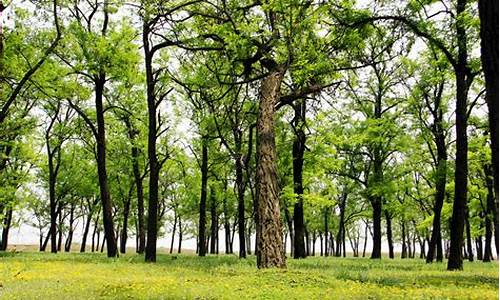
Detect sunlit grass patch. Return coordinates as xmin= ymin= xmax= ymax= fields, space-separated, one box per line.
xmin=0 ymin=252 xmax=497 ymax=299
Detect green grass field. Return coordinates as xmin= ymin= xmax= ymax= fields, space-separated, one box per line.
xmin=0 ymin=251 xmax=497 ymax=299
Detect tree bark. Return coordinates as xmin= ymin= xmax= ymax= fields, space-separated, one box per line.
xmin=95 ymin=76 xmax=118 ymax=258
xmin=0 ymin=207 xmax=12 ymax=250
xmin=292 ymin=100 xmax=307 ymax=259
xmin=371 ymin=198 xmax=382 ymax=259
xmin=448 ymin=0 xmax=470 ymax=270
xmin=210 ymin=188 xmax=217 ymax=254
xmin=144 ymin=22 xmax=159 ymax=262
xmin=80 ymin=198 xmax=97 ymax=253
xmin=484 ymin=163 xmax=495 ymax=261
xmin=478 ymin=0 xmax=499 ymax=225
xmin=255 ymin=68 xmax=286 ymax=268
xmin=120 ymin=190 xmax=132 ymax=254
xmin=198 ymin=137 xmax=208 ymax=257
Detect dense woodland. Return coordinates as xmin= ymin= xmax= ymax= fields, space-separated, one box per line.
xmin=0 ymin=0 xmax=497 ymax=272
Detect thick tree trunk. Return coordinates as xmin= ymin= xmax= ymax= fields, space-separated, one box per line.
xmin=478 ymin=0 xmax=499 ymax=227
xmin=448 ymin=0 xmax=470 ymax=270
xmin=198 ymin=137 xmax=208 ymax=257
xmin=255 ymin=68 xmax=286 ymax=268
xmin=95 ymin=76 xmax=117 ymax=258
xmin=385 ymin=210 xmax=394 ymax=259
xmin=292 ymin=100 xmax=307 ymax=259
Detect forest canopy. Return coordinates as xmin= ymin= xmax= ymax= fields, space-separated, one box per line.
xmin=0 ymin=0 xmax=497 ymax=273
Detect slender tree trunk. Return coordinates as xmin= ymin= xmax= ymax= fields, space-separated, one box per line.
xmin=484 ymin=164 xmax=495 ymax=262
xmin=178 ymin=216 xmax=182 ymax=253
xmin=210 ymin=188 xmax=217 ymax=254
xmin=223 ymin=194 xmax=231 ymax=254
xmin=64 ymin=204 xmax=75 ymax=252
xmin=95 ymin=76 xmax=117 ymax=258
xmin=448 ymin=0 xmax=471 ymax=271
xmin=362 ymin=222 xmax=369 ymax=257
xmin=465 ymin=207 xmax=474 ymax=261
xmin=198 ymin=137 xmax=208 ymax=257
xmin=324 ymin=207 xmax=329 ymax=257
xmin=336 ymin=192 xmax=347 ymax=257
xmin=170 ymin=212 xmax=177 ymax=254
xmin=235 ymin=138 xmax=246 ymax=258
xmin=0 ymin=207 xmax=12 ymax=250
xmin=292 ymin=100 xmax=307 ymax=259
xmin=427 ymin=136 xmax=447 ymax=263
xmin=143 ymin=22 xmax=160 ymax=262
xmin=255 ymin=68 xmax=286 ymax=268
xmin=385 ymin=210 xmax=394 ymax=259
xmin=125 ymin=119 xmax=146 ymax=254
xmin=120 ymin=192 xmax=132 ymax=254
xmin=401 ymin=221 xmax=407 ymax=259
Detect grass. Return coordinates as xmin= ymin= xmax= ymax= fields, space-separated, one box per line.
xmin=0 ymin=251 xmax=497 ymax=299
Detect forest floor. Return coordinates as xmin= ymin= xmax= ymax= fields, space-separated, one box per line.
xmin=0 ymin=251 xmax=497 ymax=299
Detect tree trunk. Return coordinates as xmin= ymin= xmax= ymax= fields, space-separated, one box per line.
xmin=478 ymin=0 xmax=499 ymax=230
xmin=235 ymin=135 xmax=246 ymax=258
xmin=336 ymin=192 xmax=347 ymax=257
xmin=120 ymin=191 xmax=132 ymax=254
xmin=64 ymin=204 xmax=75 ymax=252
xmin=144 ymin=22 xmax=159 ymax=262
xmin=371 ymin=198 xmax=382 ymax=259
xmin=223 ymin=193 xmax=232 ymax=254
xmin=476 ymin=236 xmax=483 ymax=261
xmin=126 ymin=119 xmax=146 ymax=254
xmin=95 ymin=76 xmax=118 ymax=258
xmin=178 ymin=216 xmax=183 ymax=253
xmin=465 ymin=207 xmax=474 ymax=261
xmin=210 ymin=188 xmax=217 ymax=254
xmin=324 ymin=207 xmax=329 ymax=257
xmin=427 ymin=133 xmax=447 ymax=263
xmin=401 ymin=221 xmax=407 ymax=258
xmin=198 ymin=137 xmax=208 ymax=257
xmin=0 ymin=207 xmax=12 ymax=250
xmin=292 ymin=100 xmax=307 ymax=259
xmin=170 ymin=212 xmax=177 ymax=254
xmin=255 ymin=68 xmax=286 ymax=268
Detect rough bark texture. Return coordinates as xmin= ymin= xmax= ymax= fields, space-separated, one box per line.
xmin=255 ymin=69 xmax=286 ymax=268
